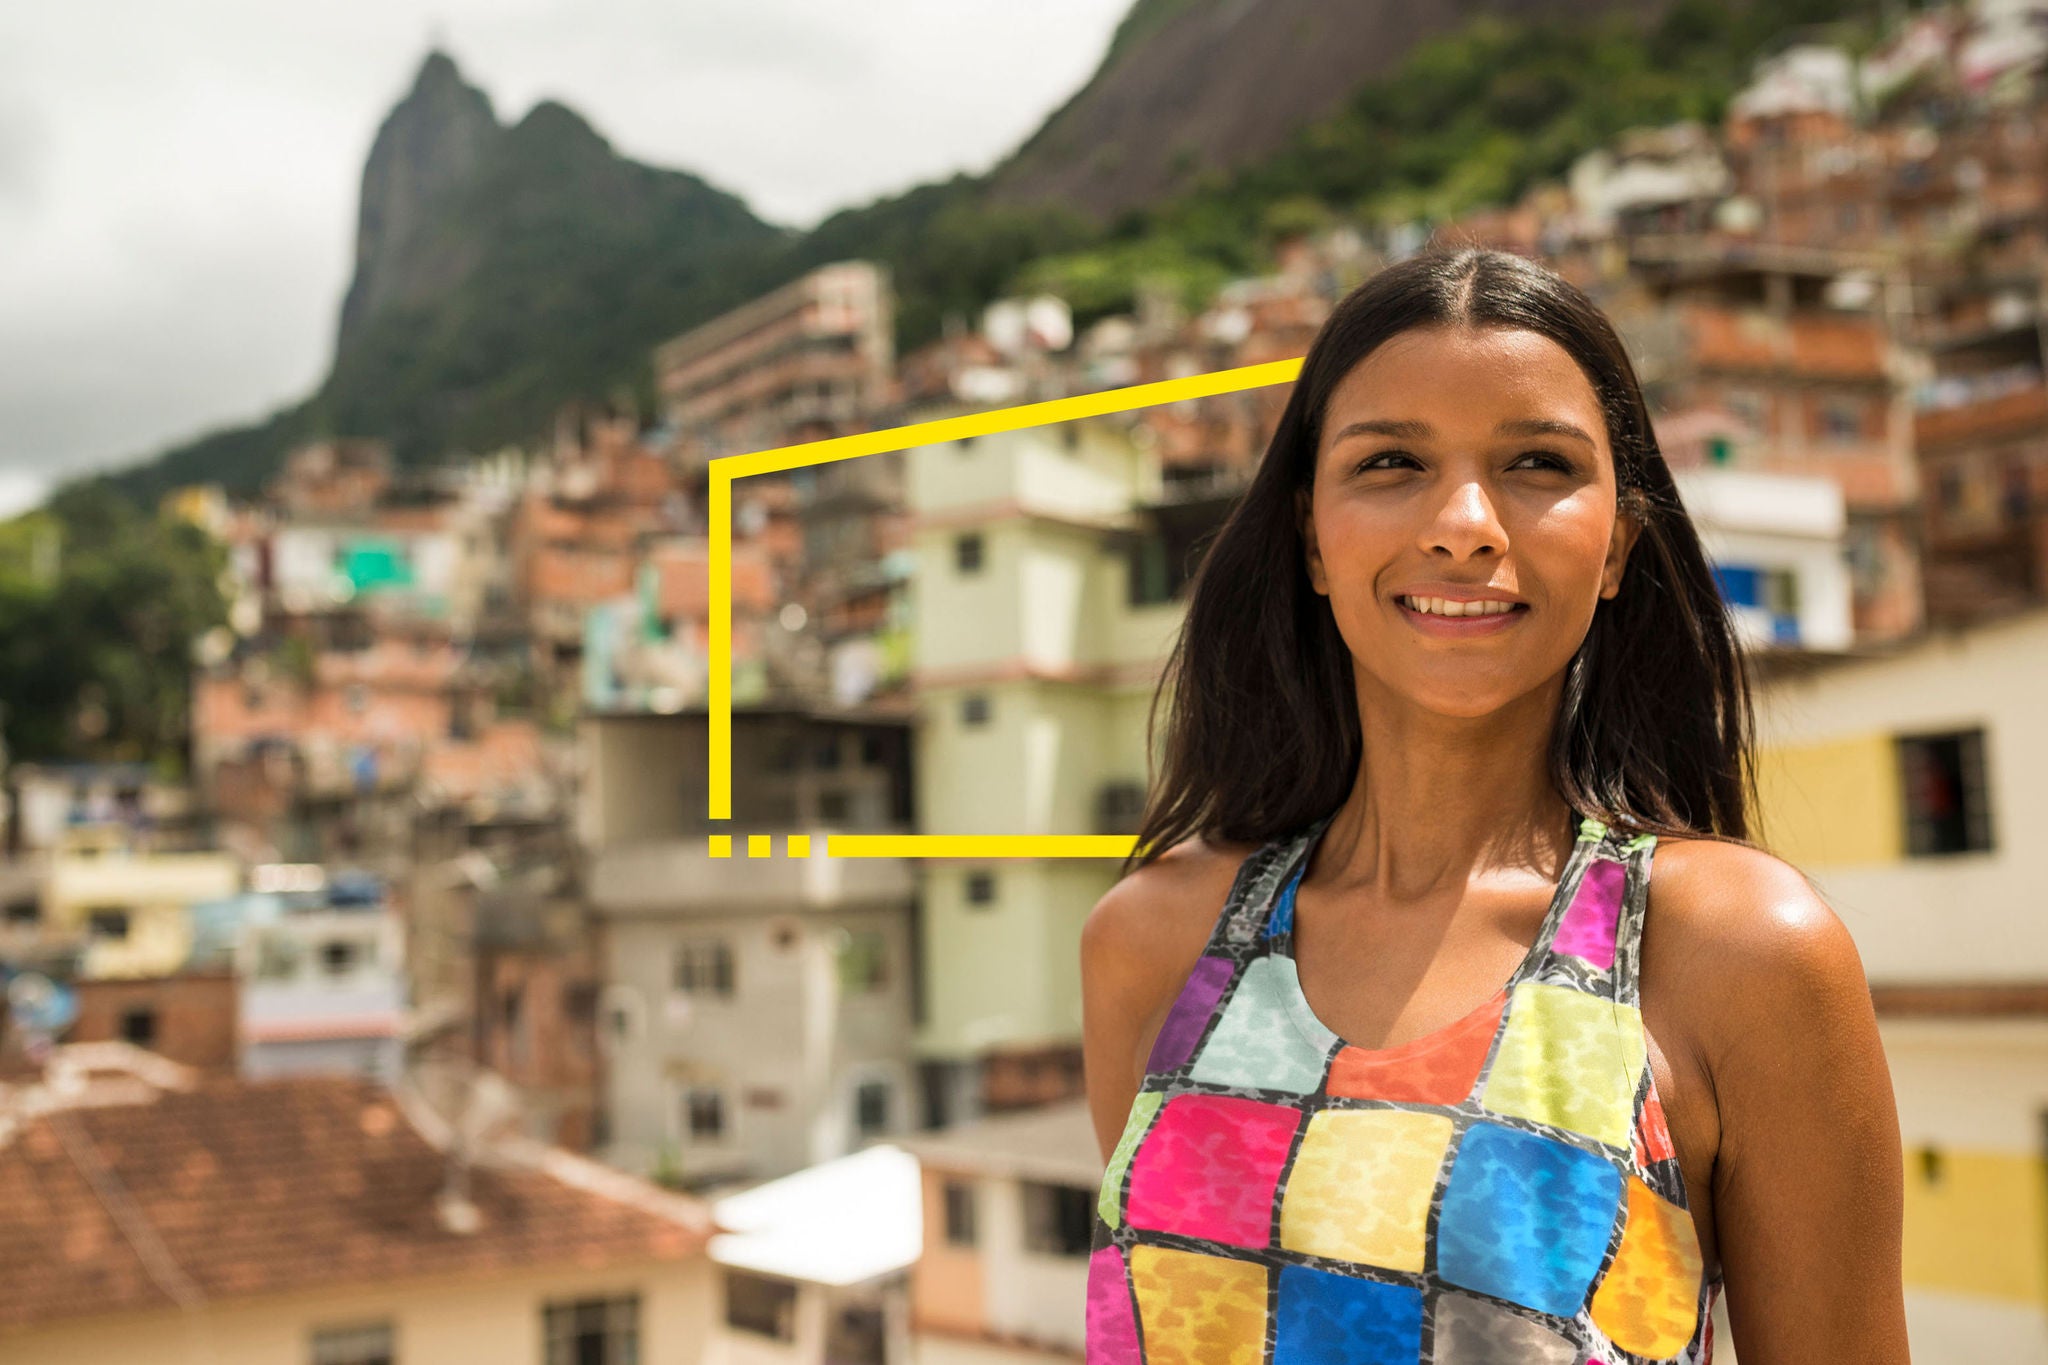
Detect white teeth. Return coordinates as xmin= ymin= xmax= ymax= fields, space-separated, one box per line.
xmin=1400 ymin=595 xmax=1518 ymax=617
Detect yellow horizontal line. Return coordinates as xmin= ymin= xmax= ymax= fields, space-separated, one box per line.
xmin=709 ymin=357 xmax=1304 ymax=479
xmin=832 ymin=834 xmax=1139 ymax=858
xmin=704 ymin=833 xmax=1140 ymax=858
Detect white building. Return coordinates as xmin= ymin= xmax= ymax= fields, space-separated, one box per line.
xmin=707 ymin=1144 xmax=921 ymax=1365
xmin=1674 ymin=464 xmax=1856 ymax=653
xmin=580 ymin=707 xmax=920 ymax=1187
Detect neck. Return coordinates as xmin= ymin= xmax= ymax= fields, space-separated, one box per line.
xmin=1314 ymin=671 xmax=1575 ymax=905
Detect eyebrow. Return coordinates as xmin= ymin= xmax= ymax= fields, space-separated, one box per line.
xmin=1329 ymin=417 xmax=1599 ymax=448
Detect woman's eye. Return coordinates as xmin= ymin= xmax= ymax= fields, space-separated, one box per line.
xmin=1517 ymin=451 xmax=1573 ymax=473
xmin=1354 ymin=451 xmax=1417 ymax=473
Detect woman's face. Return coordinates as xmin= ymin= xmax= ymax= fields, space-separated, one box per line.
xmin=1296 ymin=322 xmax=1640 ymax=721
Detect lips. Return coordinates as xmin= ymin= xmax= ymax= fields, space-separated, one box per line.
xmin=1393 ymin=595 xmax=1530 ymax=636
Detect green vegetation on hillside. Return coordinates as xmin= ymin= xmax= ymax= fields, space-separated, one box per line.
xmin=0 ymin=485 xmax=228 ymax=768
xmin=1006 ymin=0 xmax=1887 ymax=326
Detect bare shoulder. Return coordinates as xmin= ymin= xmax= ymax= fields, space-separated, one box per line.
xmin=1647 ymin=836 xmax=1860 ymax=964
xmin=1643 ymin=835 xmax=1875 ymax=1052
xmin=1081 ymin=830 xmax=1262 ymax=995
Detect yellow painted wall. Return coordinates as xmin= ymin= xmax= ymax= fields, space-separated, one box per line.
xmin=1753 ymin=732 xmax=1903 ymax=868
xmin=1902 ymin=1146 xmax=2048 ymax=1306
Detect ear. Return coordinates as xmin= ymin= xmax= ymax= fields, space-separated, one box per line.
xmin=1600 ymin=506 xmax=1642 ymax=600
xmin=1296 ymin=486 xmax=1328 ymax=596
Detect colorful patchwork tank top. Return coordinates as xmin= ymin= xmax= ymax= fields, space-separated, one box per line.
xmin=1086 ymin=811 xmax=1720 ymax=1364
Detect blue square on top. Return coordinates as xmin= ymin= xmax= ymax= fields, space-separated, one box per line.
xmin=1437 ymin=1122 xmax=1622 ymax=1316
xmin=1273 ymin=1263 xmax=1422 ymax=1364
xmin=1265 ymin=871 xmax=1300 ymax=938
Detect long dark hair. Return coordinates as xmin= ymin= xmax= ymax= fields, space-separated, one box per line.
xmin=1124 ymin=244 xmax=1758 ymax=875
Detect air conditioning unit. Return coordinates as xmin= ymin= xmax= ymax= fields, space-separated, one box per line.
xmin=1094 ymin=780 xmax=1148 ymax=835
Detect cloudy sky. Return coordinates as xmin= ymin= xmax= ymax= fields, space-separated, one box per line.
xmin=0 ymin=0 xmax=1130 ymax=511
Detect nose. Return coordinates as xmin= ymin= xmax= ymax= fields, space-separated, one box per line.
xmin=1423 ymin=477 xmax=1507 ymax=559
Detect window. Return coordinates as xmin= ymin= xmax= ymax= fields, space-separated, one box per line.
xmin=321 ymin=940 xmax=360 ymax=977
xmin=943 ymin=1179 xmax=977 ymax=1247
xmin=1723 ymin=388 xmax=1766 ymax=431
xmin=311 ymin=1322 xmax=394 ymax=1365
xmin=766 ymin=735 xmax=804 ymax=774
xmin=256 ymin=935 xmax=303 ymax=981
xmin=1021 ymin=1181 xmax=1094 ymax=1257
xmin=725 ymin=1270 xmax=797 ymax=1340
xmin=119 ymin=1007 xmax=157 ymax=1048
xmin=503 ymin=987 xmax=529 ymax=1070
xmin=836 ymin=929 xmax=889 ymax=992
xmin=86 ymin=908 xmax=130 ymax=940
xmin=954 ymin=533 xmax=984 ymax=575
xmin=965 ymin=870 xmax=997 ymax=907
xmin=685 ymin=1086 xmax=726 ymax=1142
xmin=1711 ymin=563 xmax=1799 ymax=618
xmin=1819 ymin=394 xmax=1866 ymax=444
xmin=3 ymin=897 xmax=37 ymax=926
xmin=1898 ymin=729 xmax=1994 ymax=856
xmin=855 ymin=1079 xmax=890 ymax=1137
xmin=827 ymin=1305 xmax=887 ymax=1365
xmin=960 ymin=693 xmax=990 ymax=727
xmin=542 ymin=1295 xmax=639 ymax=1365
xmin=673 ymin=939 xmax=735 ymax=998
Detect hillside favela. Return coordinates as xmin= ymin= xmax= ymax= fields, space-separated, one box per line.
xmin=4 ymin=1 xmax=2048 ymax=1361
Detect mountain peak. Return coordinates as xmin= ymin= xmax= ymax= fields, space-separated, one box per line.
xmin=513 ymin=99 xmax=610 ymax=153
xmin=336 ymin=50 xmax=503 ymax=352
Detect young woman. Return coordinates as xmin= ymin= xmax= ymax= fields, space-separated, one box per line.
xmin=1080 ymin=246 xmax=1908 ymax=1363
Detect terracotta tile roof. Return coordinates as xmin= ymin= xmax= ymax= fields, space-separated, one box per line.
xmin=0 ymin=1054 xmax=713 ymax=1332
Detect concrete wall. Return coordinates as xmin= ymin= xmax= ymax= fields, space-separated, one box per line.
xmin=601 ymin=900 xmax=916 ymax=1182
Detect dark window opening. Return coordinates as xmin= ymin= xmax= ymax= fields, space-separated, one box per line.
xmin=1898 ymin=728 xmax=1994 ymax=856
xmin=542 ymin=1295 xmax=638 ymax=1365
xmin=954 ymin=533 xmax=984 ymax=575
xmin=1021 ymin=1181 xmax=1094 ymax=1257
xmin=686 ymin=1087 xmax=726 ymax=1142
xmin=726 ymin=1271 xmax=797 ymax=1339
xmin=119 ymin=1007 xmax=157 ymax=1048
xmin=855 ymin=1079 xmax=890 ymax=1137
xmin=943 ymin=1179 xmax=977 ymax=1247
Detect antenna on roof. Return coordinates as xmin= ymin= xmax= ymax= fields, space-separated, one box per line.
xmin=436 ymin=1069 xmax=518 ymax=1235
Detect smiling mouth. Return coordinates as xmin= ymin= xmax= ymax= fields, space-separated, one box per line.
xmin=1394 ymin=594 xmax=1529 ymax=619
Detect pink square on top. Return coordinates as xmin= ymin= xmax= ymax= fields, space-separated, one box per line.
xmin=1553 ymin=857 xmax=1625 ymax=971
xmin=1124 ymin=1092 xmax=1302 ymax=1248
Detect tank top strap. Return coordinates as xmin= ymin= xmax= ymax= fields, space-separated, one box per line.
xmin=1209 ymin=815 xmax=1332 ymax=950
xmin=1517 ymin=813 xmax=1647 ymax=1003
xmin=1610 ymin=825 xmax=1660 ymax=1009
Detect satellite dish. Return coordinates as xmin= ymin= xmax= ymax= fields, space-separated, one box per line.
xmin=7 ymin=972 xmax=78 ymax=1034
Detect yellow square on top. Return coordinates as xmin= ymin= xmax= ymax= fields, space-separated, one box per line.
xmin=1481 ymin=980 xmax=1647 ymax=1148
xmin=1278 ymin=1108 xmax=1452 ymax=1271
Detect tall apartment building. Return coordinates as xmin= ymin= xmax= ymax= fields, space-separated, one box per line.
xmin=907 ymin=418 xmax=1194 ymax=1127
xmin=653 ymin=261 xmax=895 ymax=465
